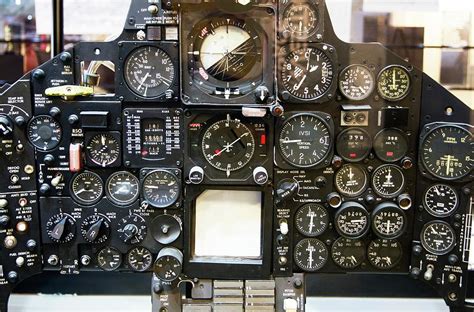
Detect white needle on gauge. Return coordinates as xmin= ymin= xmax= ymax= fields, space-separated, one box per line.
xmin=210 ymin=133 xmax=249 ymax=160
xmin=309 ymin=65 xmax=319 ymax=73
xmin=75 ymin=188 xmax=90 ymax=195
xmin=145 ymin=185 xmax=159 ymax=189
xmin=294 ymin=75 xmax=307 ymax=90
xmin=281 ymin=139 xmax=302 ymax=144
xmin=446 ymin=155 xmax=452 ymax=176
xmin=138 ymin=73 xmax=150 ymax=90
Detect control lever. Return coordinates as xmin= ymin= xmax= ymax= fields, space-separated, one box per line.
xmin=85 ymin=219 xmax=103 ymax=242
xmin=276 ymin=179 xmax=299 ymax=204
xmin=50 ymin=217 xmax=68 ymax=241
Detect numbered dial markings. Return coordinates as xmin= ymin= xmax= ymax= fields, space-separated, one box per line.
xmin=421 ymin=125 xmax=474 ymax=180
xmin=46 ymin=214 xmax=76 ymax=243
xmin=124 ymin=46 xmax=175 ymax=98
xmin=335 ymin=203 xmax=370 ymax=239
xmin=282 ymin=3 xmax=318 ymax=39
xmin=106 ymin=171 xmax=140 ymax=206
xmin=377 ymin=65 xmax=411 ymax=101
xmin=118 ymin=214 xmax=148 ymax=245
xmin=424 ymin=184 xmax=458 ymax=217
xmin=279 ymin=114 xmax=331 ymax=168
xmin=97 ymin=247 xmax=122 ymax=272
xmin=335 ymin=164 xmax=368 ymax=197
xmin=282 ymin=47 xmax=334 ymax=100
xmin=295 ymin=204 xmax=329 ymax=237
xmin=421 ymin=221 xmax=456 ymax=255
xmin=71 ymin=171 xmax=104 ymax=205
xmin=371 ymin=165 xmax=405 ymax=198
xmin=336 ymin=128 xmax=372 ymax=162
xmin=372 ymin=203 xmax=407 ymax=239
xmin=27 ymin=115 xmax=62 ymax=151
xmin=373 ymin=128 xmax=408 ymax=162
xmin=339 ymin=65 xmax=375 ymax=101
xmin=331 ymin=238 xmax=365 ymax=269
xmin=127 ymin=247 xmax=153 ymax=272
xmin=294 ymin=238 xmax=328 ymax=272
xmin=80 ymin=214 xmax=110 ymax=244
xmin=86 ymin=133 xmax=120 ymax=167
xmin=368 ymin=239 xmax=402 ymax=270
xmin=142 ymin=170 xmax=180 ymax=208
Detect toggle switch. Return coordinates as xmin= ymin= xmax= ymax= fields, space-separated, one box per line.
xmin=279 ymin=219 xmax=289 ymax=235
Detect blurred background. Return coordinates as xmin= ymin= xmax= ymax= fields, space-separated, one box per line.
xmin=0 ymin=0 xmax=473 ymax=104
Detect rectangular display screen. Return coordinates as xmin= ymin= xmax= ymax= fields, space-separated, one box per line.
xmin=141 ymin=118 xmax=165 ymax=159
xmin=192 ymin=190 xmax=262 ymax=263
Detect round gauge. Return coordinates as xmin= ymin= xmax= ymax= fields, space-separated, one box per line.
xmin=377 ymin=65 xmax=411 ymax=101
xmin=105 ymin=171 xmax=140 ymax=206
xmin=331 ymin=238 xmax=365 ymax=269
xmin=294 ymin=238 xmax=328 ymax=272
xmin=154 ymin=247 xmax=183 ymax=282
xmin=46 ymin=214 xmax=76 ymax=243
xmin=282 ymin=3 xmax=318 ymax=39
xmin=118 ymin=214 xmax=148 ymax=245
xmin=193 ymin=16 xmax=260 ymax=82
xmin=335 ymin=202 xmax=370 ymax=239
xmin=281 ymin=47 xmax=335 ymax=100
xmin=124 ymin=46 xmax=175 ymax=98
xmin=367 ymin=239 xmax=402 ymax=270
xmin=151 ymin=214 xmax=182 ymax=245
xmin=80 ymin=214 xmax=110 ymax=244
xmin=424 ymin=184 xmax=458 ymax=217
xmin=127 ymin=247 xmax=153 ymax=272
xmin=336 ymin=128 xmax=372 ymax=162
xmin=373 ymin=128 xmax=409 ymax=162
xmin=335 ymin=164 xmax=368 ymax=197
xmin=201 ymin=116 xmax=255 ymax=174
xmin=371 ymin=165 xmax=405 ymax=198
xmin=421 ymin=125 xmax=474 ymax=180
xmin=278 ymin=114 xmax=332 ymax=168
xmin=372 ymin=203 xmax=407 ymax=239
xmin=421 ymin=221 xmax=456 ymax=255
xmin=70 ymin=171 xmax=104 ymax=205
xmin=295 ymin=204 xmax=329 ymax=237
xmin=27 ymin=115 xmax=62 ymax=151
xmin=97 ymin=247 xmax=122 ymax=272
xmin=86 ymin=133 xmax=120 ymax=167
xmin=339 ymin=65 xmax=375 ymax=101
xmin=142 ymin=170 xmax=180 ymax=208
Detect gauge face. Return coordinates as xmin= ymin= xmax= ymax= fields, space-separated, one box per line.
xmin=142 ymin=170 xmax=180 ymax=208
xmin=97 ymin=247 xmax=122 ymax=272
xmin=377 ymin=65 xmax=411 ymax=101
xmin=294 ymin=238 xmax=328 ymax=272
xmin=373 ymin=128 xmax=409 ymax=162
xmin=278 ymin=114 xmax=331 ymax=168
xmin=281 ymin=47 xmax=334 ymax=100
xmin=372 ymin=203 xmax=406 ymax=239
xmin=127 ymin=247 xmax=153 ymax=272
xmin=118 ymin=214 xmax=148 ymax=245
xmin=295 ymin=204 xmax=329 ymax=237
xmin=201 ymin=115 xmax=255 ymax=175
xmin=86 ymin=133 xmax=121 ymax=167
xmin=335 ymin=203 xmax=370 ymax=239
xmin=154 ymin=255 xmax=183 ymax=282
xmin=282 ymin=3 xmax=318 ymax=39
xmin=46 ymin=214 xmax=76 ymax=243
xmin=71 ymin=171 xmax=104 ymax=205
xmin=424 ymin=184 xmax=458 ymax=217
xmin=339 ymin=65 xmax=375 ymax=101
xmin=421 ymin=125 xmax=474 ymax=180
xmin=335 ymin=164 xmax=368 ymax=197
xmin=151 ymin=214 xmax=182 ymax=245
xmin=27 ymin=115 xmax=62 ymax=151
xmin=336 ymin=128 xmax=372 ymax=162
xmin=124 ymin=46 xmax=175 ymax=98
xmin=80 ymin=214 xmax=110 ymax=244
xmin=106 ymin=171 xmax=140 ymax=206
xmin=194 ymin=17 xmax=260 ymax=82
xmin=421 ymin=221 xmax=456 ymax=255
xmin=371 ymin=165 xmax=405 ymax=198
xmin=367 ymin=239 xmax=402 ymax=270
xmin=331 ymin=238 xmax=365 ymax=269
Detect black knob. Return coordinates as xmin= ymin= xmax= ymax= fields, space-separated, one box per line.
xmin=7 ymin=271 xmax=18 ymax=283
xmin=412 ymin=245 xmax=423 ymax=256
xmin=68 ymin=114 xmax=79 ymax=125
xmin=315 ymin=176 xmax=327 ymax=188
xmin=365 ymin=194 xmax=376 ymax=204
xmin=59 ymin=52 xmax=72 ymax=63
xmin=49 ymin=107 xmax=61 ymax=118
xmin=0 ymin=115 xmax=13 ymax=137
xmin=14 ymin=116 xmax=26 ymax=128
xmin=26 ymin=239 xmax=37 ymax=251
xmin=39 ymin=183 xmax=51 ymax=195
xmin=255 ymin=85 xmax=270 ymax=103
xmin=43 ymin=154 xmax=55 ymax=165
xmin=276 ymin=179 xmax=299 ymax=203
xmin=0 ymin=215 xmax=10 ymax=227
xmin=33 ymin=69 xmax=45 ymax=80
xmin=448 ymin=254 xmax=459 ymax=265
xmin=152 ymin=282 xmax=163 ymax=294
xmin=410 ymin=267 xmax=421 ymax=279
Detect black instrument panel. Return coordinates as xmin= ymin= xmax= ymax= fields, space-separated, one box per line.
xmin=0 ymin=0 xmax=472 ymax=312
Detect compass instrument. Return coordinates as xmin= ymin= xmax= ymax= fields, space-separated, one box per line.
xmin=377 ymin=65 xmax=411 ymax=101
xmin=420 ymin=221 xmax=456 ymax=255
xmin=367 ymin=239 xmax=402 ymax=270
xmin=282 ymin=3 xmax=318 ymax=39
xmin=373 ymin=128 xmax=409 ymax=162
xmin=105 ymin=171 xmax=140 ymax=206
xmin=371 ymin=203 xmax=407 ymax=239
xmin=124 ymin=46 xmax=175 ymax=98
xmin=70 ymin=171 xmax=104 ymax=205
xmin=97 ymin=247 xmax=122 ymax=272
xmin=335 ymin=164 xmax=368 ymax=197
xmin=423 ymin=184 xmax=458 ymax=217
xmin=294 ymin=238 xmax=328 ymax=272
xmin=86 ymin=132 xmax=121 ymax=167
xmin=335 ymin=202 xmax=370 ymax=239
xmin=27 ymin=115 xmax=62 ymax=151
xmin=336 ymin=128 xmax=372 ymax=162
xmin=127 ymin=247 xmax=153 ymax=272
xmin=278 ymin=113 xmax=331 ymax=168
xmin=331 ymin=238 xmax=365 ymax=269
xmin=295 ymin=204 xmax=329 ymax=237
xmin=371 ymin=165 xmax=405 ymax=198
xmin=420 ymin=125 xmax=473 ymax=180
xmin=142 ymin=170 xmax=180 ymax=208
xmin=339 ymin=65 xmax=375 ymax=101
xmin=281 ymin=46 xmax=335 ymax=100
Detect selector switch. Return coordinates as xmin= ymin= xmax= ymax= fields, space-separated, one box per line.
xmin=0 ymin=215 xmax=10 ymax=227
xmin=189 ymin=166 xmax=204 ymax=184
xmin=43 ymin=154 xmax=55 ymax=166
xmin=276 ymin=179 xmax=299 ymax=203
xmin=0 ymin=115 xmax=13 ymax=137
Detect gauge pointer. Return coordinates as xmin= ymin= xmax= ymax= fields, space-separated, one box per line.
xmin=86 ymin=219 xmax=103 ymax=242
xmin=51 ymin=217 xmax=67 ymax=240
xmin=294 ymin=75 xmax=307 ymax=91
xmin=138 ymin=73 xmax=150 ymax=91
xmin=210 ymin=132 xmax=250 ymax=159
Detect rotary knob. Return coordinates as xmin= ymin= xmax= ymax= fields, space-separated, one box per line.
xmin=81 ymin=214 xmax=111 ymax=243
xmin=0 ymin=115 xmax=13 ymax=137
xmin=153 ymin=247 xmax=183 ymax=282
xmin=46 ymin=214 xmax=76 ymax=243
xmin=117 ymin=214 xmax=147 ymax=245
xmin=151 ymin=215 xmax=182 ymax=245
